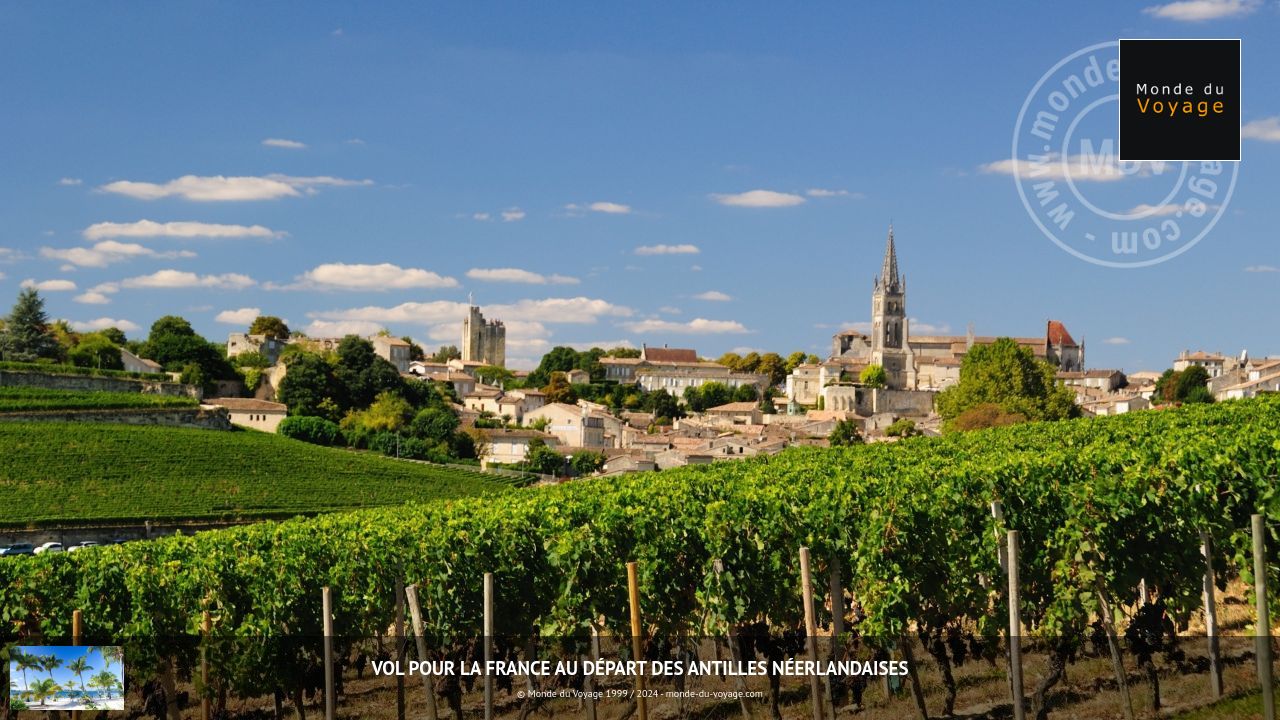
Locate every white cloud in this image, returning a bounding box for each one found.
[279,263,459,291]
[41,241,196,268]
[99,174,372,201]
[472,212,492,221]
[69,317,140,332]
[73,291,111,305]
[980,154,1171,183]
[711,189,806,208]
[310,297,631,327]
[620,318,749,334]
[1103,337,1132,345]
[0,247,25,264]
[566,339,635,351]
[694,290,732,302]
[84,219,282,241]
[501,207,526,222]
[806,188,864,199]
[466,268,579,285]
[303,319,385,337]
[0,271,5,280]
[20,278,77,292]
[122,270,255,290]
[1143,0,1259,21]
[59,177,82,186]
[1242,117,1280,142]
[262,138,307,149]
[345,138,366,145]
[1127,202,1221,217]
[841,318,951,335]
[215,307,263,325]
[658,306,681,315]
[589,201,632,215]
[1245,265,1279,273]
[635,244,700,256]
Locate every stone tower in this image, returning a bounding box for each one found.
[869,225,914,390]
[461,304,506,367]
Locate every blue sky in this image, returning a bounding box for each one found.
[10,646,122,692]
[0,2,1276,371]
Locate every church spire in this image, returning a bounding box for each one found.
[878,224,901,292]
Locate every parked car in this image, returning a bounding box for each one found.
[33,542,64,554]
[0,543,35,556]
[68,541,100,553]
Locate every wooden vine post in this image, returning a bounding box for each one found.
[484,572,495,720]
[1201,531,1222,699]
[72,609,82,720]
[323,586,335,720]
[1254,514,1275,720]
[798,547,824,720]
[825,558,841,719]
[1006,530,1025,720]
[626,561,649,720]
[404,584,440,720]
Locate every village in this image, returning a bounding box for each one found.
[194,229,1279,479]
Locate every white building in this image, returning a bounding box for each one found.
[208,397,289,432]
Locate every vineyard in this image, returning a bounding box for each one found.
[0,386,198,412]
[3,397,1280,719]
[0,360,168,381]
[0,423,512,527]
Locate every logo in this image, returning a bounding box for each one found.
[1011,41,1238,268]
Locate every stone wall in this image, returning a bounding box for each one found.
[0,518,263,548]
[0,405,231,430]
[869,388,936,416]
[0,369,200,398]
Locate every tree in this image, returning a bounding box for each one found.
[757,352,787,386]
[885,418,920,437]
[646,389,685,422]
[350,391,414,432]
[684,382,732,412]
[732,384,758,402]
[785,351,808,374]
[428,345,461,363]
[401,336,425,362]
[528,346,579,387]
[278,352,344,420]
[335,335,404,408]
[935,338,1079,431]
[828,418,864,446]
[475,365,514,386]
[248,315,290,339]
[99,327,128,346]
[14,651,39,700]
[543,371,578,404]
[141,315,236,390]
[29,678,60,707]
[570,450,606,476]
[860,364,887,389]
[759,387,777,414]
[1175,365,1213,403]
[90,670,119,699]
[0,288,60,361]
[949,403,1028,432]
[68,332,124,370]
[524,438,565,476]
[278,416,345,446]
[410,406,460,443]
[67,656,92,696]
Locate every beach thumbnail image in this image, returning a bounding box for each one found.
[8,646,124,711]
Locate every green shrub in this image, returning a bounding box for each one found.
[277,415,345,446]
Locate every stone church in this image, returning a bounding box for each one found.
[792,226,1085,401]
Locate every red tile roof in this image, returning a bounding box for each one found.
[641,346,699,363]
[1047,320,1076,347]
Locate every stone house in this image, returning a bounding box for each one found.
[478,428,558,466]
[208,397,288,432]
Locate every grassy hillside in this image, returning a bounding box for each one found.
[0,422,512,527]
[0,386,198,412]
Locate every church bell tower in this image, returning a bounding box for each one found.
[869,225,913,390]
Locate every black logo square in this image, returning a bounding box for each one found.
[1119,39,1240,161]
